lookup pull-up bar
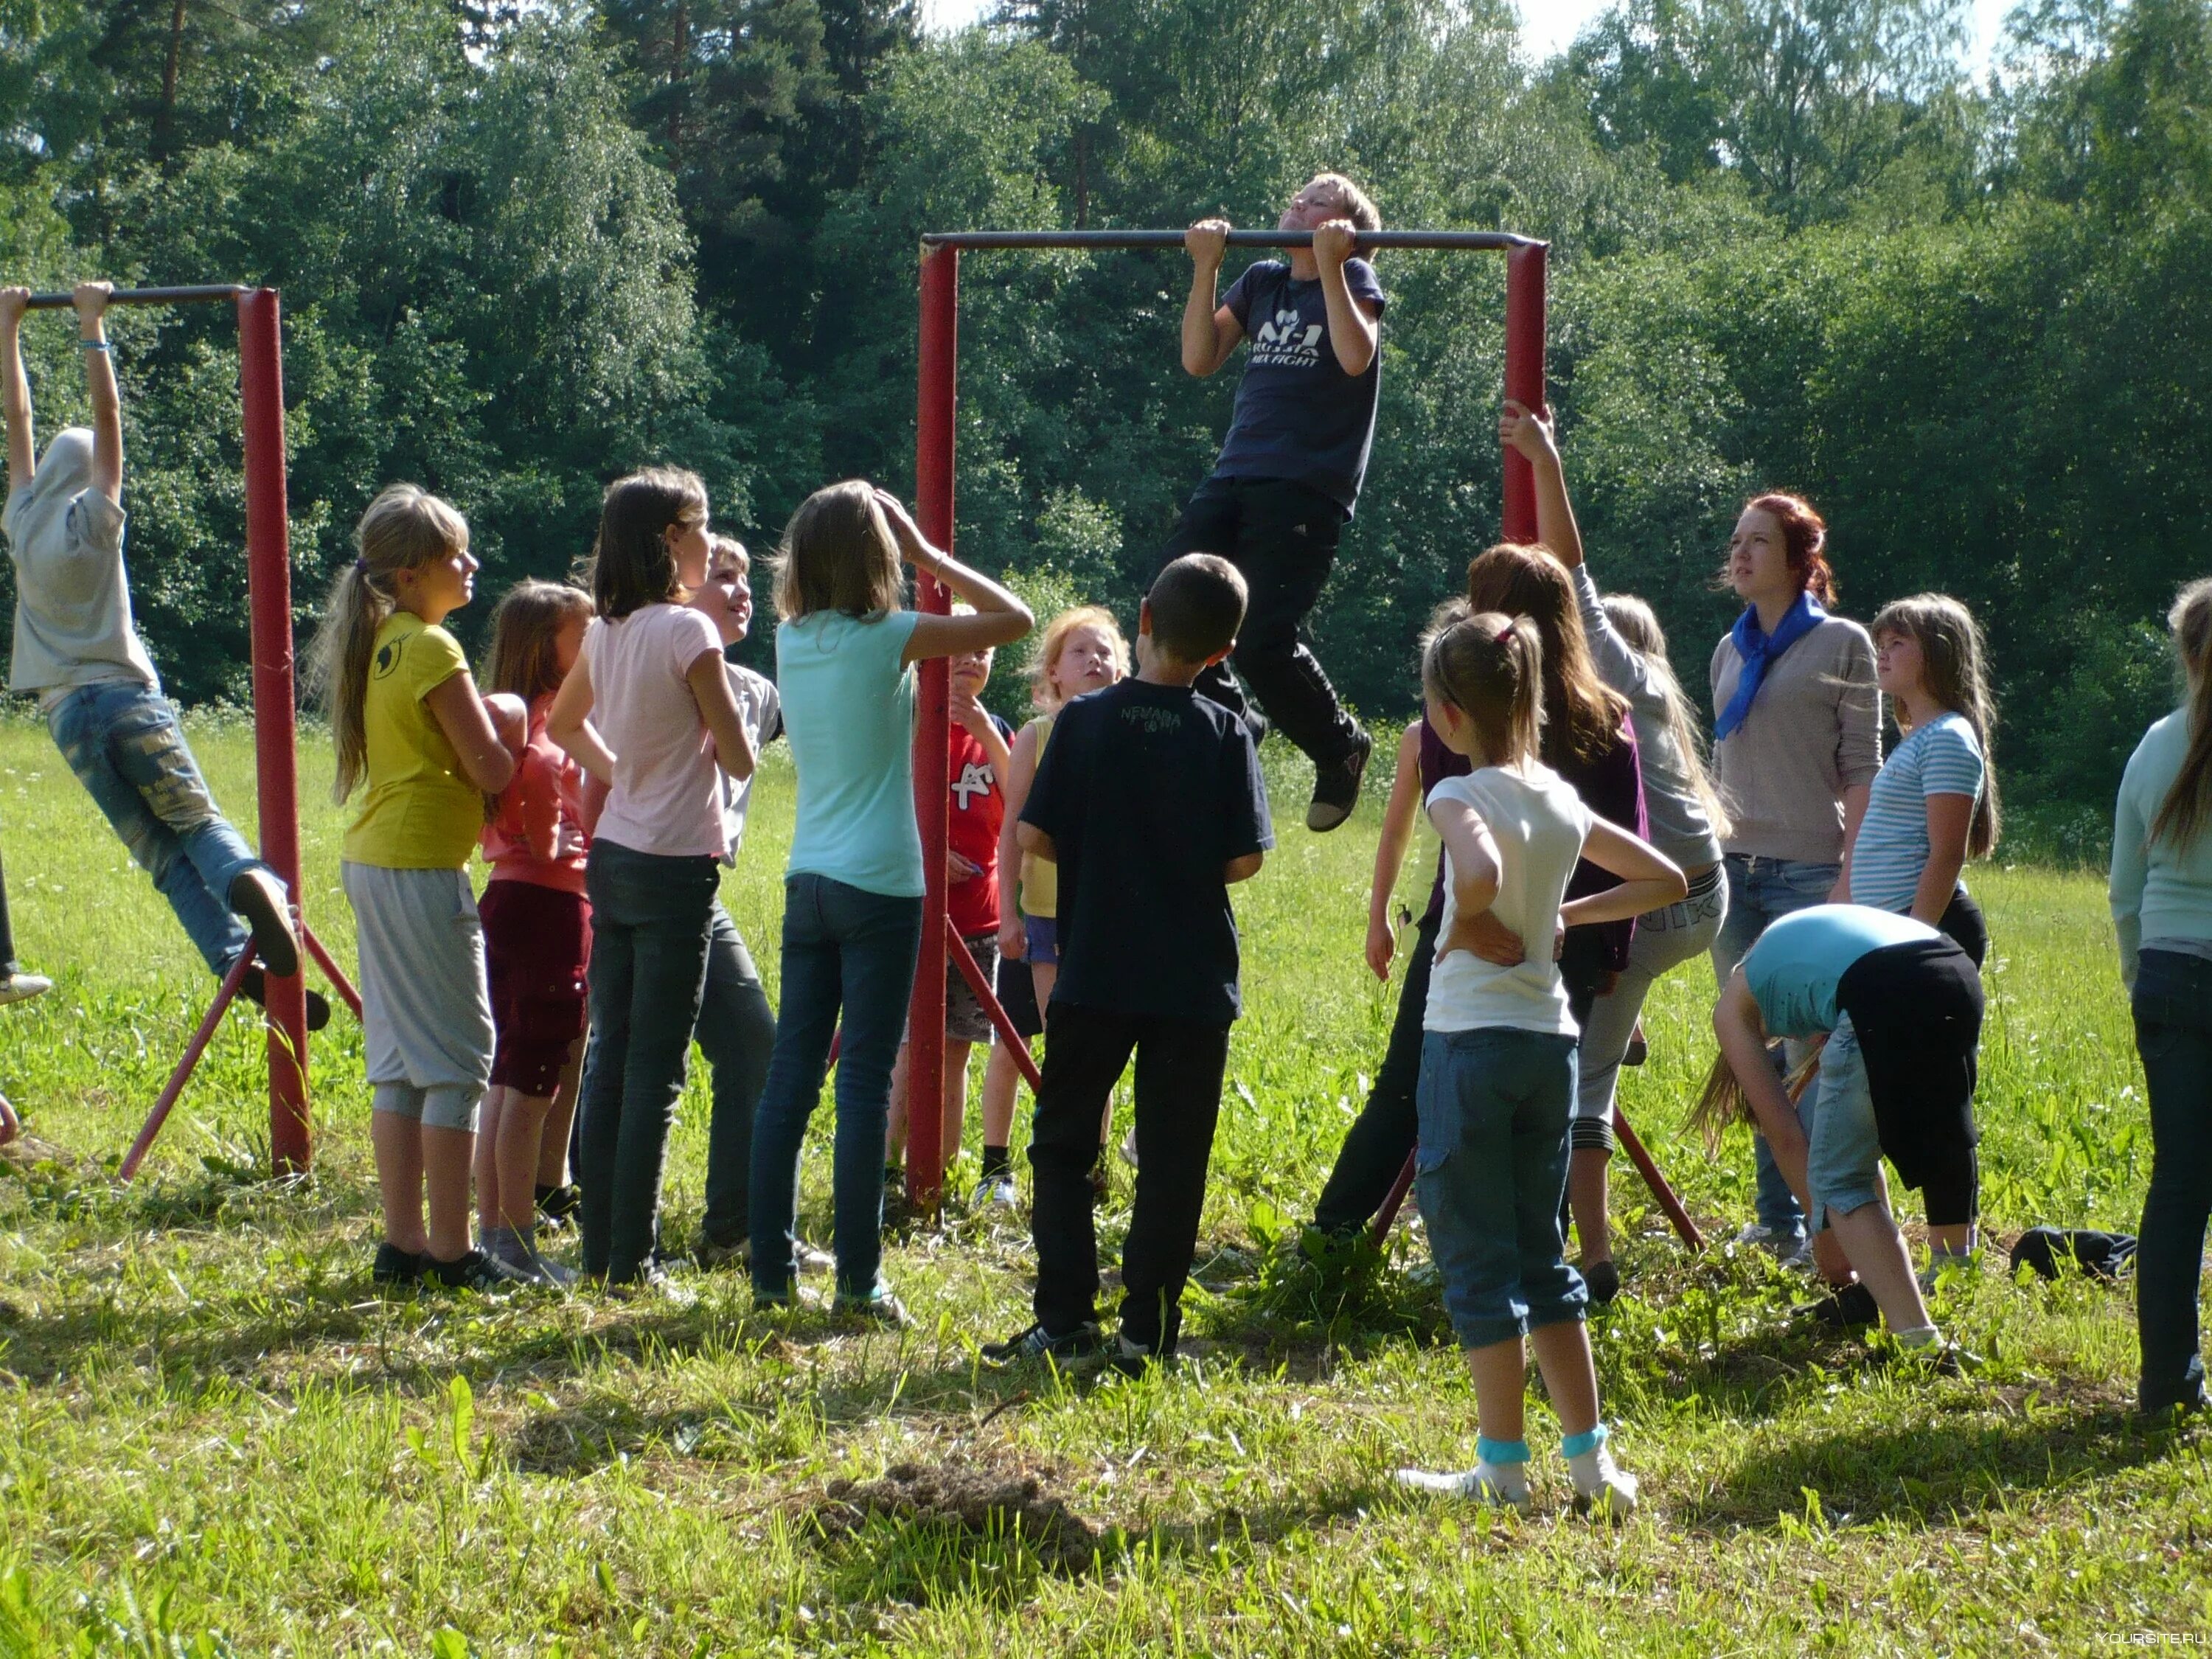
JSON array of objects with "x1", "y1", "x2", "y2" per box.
[
  {"x1": 21, "y1": 285, "x2": 250, "y2": 308},
  {"x1": 900, "y1": 226, "x2": 1549, "y2": 1216}
]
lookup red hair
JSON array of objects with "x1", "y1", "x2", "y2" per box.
[{"x1": 1744, "y1": 493, "x2": 1834, "y2": 605}]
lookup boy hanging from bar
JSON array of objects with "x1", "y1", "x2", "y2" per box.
[
  {"x1": 0, "y1": 282, "x2": 320, "y2": 1026},
  {"x1": 1166, "y1": 172, "x2": 1386, "y2": 834}
]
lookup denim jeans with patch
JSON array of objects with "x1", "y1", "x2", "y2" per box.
[{"x1": 46, "y1": 680, "x2": 260, "y2": 975}]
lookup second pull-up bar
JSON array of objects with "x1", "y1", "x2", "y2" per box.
[{"x1": 922, "y1": 229, "x2": 1541, "y2": 251}]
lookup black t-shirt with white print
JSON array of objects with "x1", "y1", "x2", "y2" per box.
[{"x1": 1214, "y1": 257, "x2": 1388, "y2": 513}]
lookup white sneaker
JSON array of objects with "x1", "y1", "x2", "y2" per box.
[
  {"x1": 795, "y1": 1242, "x2": 837, "y2": 1276},
  {"x1": 1119, "y1": 1127, "x2": 1139, "y2": 1170},
  {"x1": 1392, "y1": 1467, "x2": 1533, "y2": 1515},
  {"x1": 0, "y1": 971, "x2": 52, "y2": 1007},
  {"x1": 970, "y1": 1173, "x2": 1018, "y2": 1209}
]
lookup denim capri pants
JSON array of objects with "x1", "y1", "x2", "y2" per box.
[{"x1": 1803, "y1": 1013, "x2": 1885, "y2": 1234}]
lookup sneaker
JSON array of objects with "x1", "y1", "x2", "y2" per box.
[
  {"x1": 1306, "y1": 729, "x2": 1374, "y2": 833},
  {"x1": 1572, "y1": 1464, "x2": 1641, "y2": 1523},
  {"x1": 1119, "y1": 1126, "x2": 1140, "y2": 1170},
  {"x1": 1623, "y1": 1024, "x2": 1648, "y2": 1067},
  {"x1": 1733, "y1": 1220, "x2": 1806, "y2": 1255},
  {"x1": 970, "y1": 1173, "x2": 1019, "y2": 1209},
  {"x1": 796, "y1": 1242, "x2": 838, "y2": 1276},
  {"x1": 536, "y1": 1183, "x2": 582, "y2": 1228},
  {"x1": 1105, "y1": 1332, "x2": 1170, "y2": 1379},
  {"x1": 981, "y1": 1321, "x2": 1107, "y2": 1367},
  {"x1": 1392, "y1": 1467, "x2": 1534, "y2": 1516},
  {"x1": 835, "y1": 1287, "x2": 917, "y2": 1330},
  {"x1": 695, "y1": 1234, "x2": 749, "y2": 1272},
  {"x1": 0, "y1": 970, "x2": 52, "y2": 1007},
  {"x1": 422, "y1": 1248, "x2": 529, "y2": 1291},
  {"x1": 238, "y1": 965, "x2": 333, "y2": 1034},
  {"x1": 1893, "y1": 1338, "x2": 1976, "y2": 1377},
  {"x1": 372, "y1": 1242, "x2": 425, "y2": 1285},
  {"x1": 227, "y1": 869, "x2": 300, "y2": 979},
  {"x1": 1795, "y1": 1279, "x2": 1880, "y2": 1328},
  {"x1": 1582, "y1": 1259, "x2": 1621, "y2": 1307}
]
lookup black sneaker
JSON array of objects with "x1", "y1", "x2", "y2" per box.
[
  {"x1": 238, "y1": 965, "x2": 333, "y2": 1033},
  {"x1": 372, "y1": 1242, "x2": 424, "y2": 1285},
  {"x1": 422, "y1": 1248, "x2": 529, "y2": 1291},
  {"x1": 835, "y1": 1287, "x2": 917, "y2": 1329},
  {"x1": 1306, "y1": 730, "x2": 1374, "y2": 832},
  {"x1": 536, "y1": 1183, "x2": 581, "y2": 1228},
  {"x1": 981, "y1": 1320, "x2": 1107, "y2": 1367},
  {"x1": 1105, "y1": 1333, "x2": 1172, "y2": 1379},
  {"x1": 695, "y1": 1233, "x2": 748, "y2": 1272},
  {"x1": 1795, "y1": 1279, "x2": 1880, "y2": 1328},
  {"x1": 228, "y1": 869, "x2": 300, "y2": 979},
  {"x1": 1582, "y1": 1259, "x2": 1621, "y2": 1307}
]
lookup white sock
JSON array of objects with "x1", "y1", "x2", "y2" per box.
[
  {"x1": 1474, "y1": 1458, "x2": 1530, "y2": 1502},
  {"x1": 1893, "y1": 1323, "x2": 1941, "y2": 1349}
]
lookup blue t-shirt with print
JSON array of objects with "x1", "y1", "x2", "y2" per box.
[
  {"x1": 1848, "y1": 712, "x2": 1986, "y2": 914},
  {"x1": 1213, "y1": 257, "x2": 1388, "y2": 512}
]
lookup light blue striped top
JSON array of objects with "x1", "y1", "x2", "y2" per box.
[{"x1": 1848, "y1": 712, "x2": 1983, "y2": 914}]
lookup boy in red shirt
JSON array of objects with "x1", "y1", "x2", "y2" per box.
[{"x1": 886, "y1": 639, "x2": 1014, "y2": 1194}]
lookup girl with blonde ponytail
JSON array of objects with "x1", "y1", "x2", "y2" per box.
[
  {"x1": 2112, "y1": 577, "x2": 2212, "y2": 1416},
  {"x1": 316, "y1": 484, "x2": 524, "y2": 1293},
  {"x1": 1391, "y1": 604, "x2": 1684, "y2": 1523}
]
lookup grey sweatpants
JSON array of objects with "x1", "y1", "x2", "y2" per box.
[{"x1": 342, "y1": 861, "x2": 494, "y2": 1131}]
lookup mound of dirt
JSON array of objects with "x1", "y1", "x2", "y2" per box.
[{"x1": 817, "y1": 1459, "x2": 1102, "y2": 1574}]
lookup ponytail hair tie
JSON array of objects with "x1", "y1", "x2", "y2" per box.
[
  {"x1": 354, "y1": 557, "x2": 369, "y2": 576},
  {"x1": 1496, "y1": 623, "x2": 1516, "y2": 644}
]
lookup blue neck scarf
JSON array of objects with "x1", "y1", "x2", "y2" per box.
[{"x1": 1716, "y1": 591, "x2": 1826, "y2": 741}]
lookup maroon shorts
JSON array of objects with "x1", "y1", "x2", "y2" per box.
[{"x1": 481, "y1": 880, "x2": 591, "y2": 1096}]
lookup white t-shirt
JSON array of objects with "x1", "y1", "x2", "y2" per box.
[
  {"x1": 1422, "y1": 762, "x2": 1595, "y2": 1037},
  {"x1": 3, "y1": 428, "x2": 160, "y2": 703},
  {"x1": 582, "y1": 603, "x2": 730, "y2": 859},
  {"x1": 717, "y1": 663, "x2": 782, "y2": 864}
]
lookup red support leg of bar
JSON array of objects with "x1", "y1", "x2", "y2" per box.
[
  {"x1": 299, "y1": 922, "x2": 363, "y2": 1022},
  {"x1": 238, "y1": 289, "x2": 310, "y2": 1176},
  {"x1": 946, "y1": 922, "x2": 1042, "y2": 1093},
  {"x1": 907, "y1": 244, "x2": 959, "y2": 1214},
  {"x1": 1500, "y1": 242, "x2": 1548, "y2": 544},
  {"x1": 121, "y1": 949, "x2": 256, "y2": 1182}
]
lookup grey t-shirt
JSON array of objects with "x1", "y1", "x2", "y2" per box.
[
  {"x1": 3, "y1": 427, "x2": 159, "y2": 703},
  {"x1": 1572, "y1": 566, "x2": 1722, "y2": 872},
  {"x1": 1709, "y1": 612, "x2": 1882, "y2": 865},
  {"x1": 716, "y1": 662, "x2": 782, "y2": 864}
]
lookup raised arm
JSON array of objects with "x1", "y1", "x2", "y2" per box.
[
  {"x1": 1181, "y1": 219, "x2": 1244, "y2": 378},
  {"x1": 425, "y1": 670, "x2": 518, "y2": 794},
  {"x1": 546, "y1": 648, "x2": 617, "y2": 786},
  {"x1": 74, "y1": 283, "x2": 121, "y2": 504},
  {"x1": 1, "y1": 288, "x2": 32, "y2": 493},
  {"x1": 1558, "y1": 817, "x2": 1687, "y2": 928},
  {"x1": 1312, "y1": 223, "x2": 1380, "y2": 378},
  {"x1": 1499, "y1": 398, "x2": 1582, "y2": 569},
  {"x1": 873, "y1": 491, "x2": 1034, "y2": 661}
]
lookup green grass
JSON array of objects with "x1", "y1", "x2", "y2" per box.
[{"x1": 0, "y1": 712, "x2": 2206, "y2": 1657}]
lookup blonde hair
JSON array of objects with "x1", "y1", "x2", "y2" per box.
[
  {"x1": 709, "y1": 532, "x2": 749, "y2": 577},
  {"x1": 1421, "y1": 602, "x2": 1543, "y2": 768},
  {"x1": 1600, "y1": 593, "x2": 1731, "y2": 841},
  {"x1": 773, "y1": 481, "x2": 903, "y2": 622},
  {"x1": 308, "y1": 484, "x2": 470, "y2": 804},
  {"x1": 2152, "y1": 577, "x2": 2212, "y2": 852},
  {"x1": 484, "y1": 579, "x2": 593, "y2": 704},
  {"x1": 1868, "y1": 593, "x2": 2002, "y2": 859},
  {"x1": 1027, "y1": 605, "x2": 1130, "y2": 709}
]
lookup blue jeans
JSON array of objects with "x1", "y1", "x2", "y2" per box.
[
  {"x1": 749, "y1": 874, "x2": 922, "y2": 1301},
  {"x1": 47, "y1": 681, "x2": 260, "y2": 975},
  {"x1": 1414, "y1": 1026, "x2": 1586, "y2": 1349},
  {"x1": 576, "y1": 841, "x2": 721, "y2": 1282},
  {"x1": 1711, "y1": 854, "x2": 1841, "y2": 1236},
  {"x1": 697, "y1": 901, "x2": 778, "y2": 1248},
  {"x1": 2134, "y1": 949, "x2": 2212, "y2": 1414}
]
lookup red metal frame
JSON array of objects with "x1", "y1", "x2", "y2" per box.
[
  {"x1": 22, "y1": 285, "x2": 327, "y2": 1180},
  {"x1": 898, "y1": 228, "x2": 1708, "y2": 1249}
]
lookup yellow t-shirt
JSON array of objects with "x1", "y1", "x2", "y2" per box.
[
  {"x1": 1018, "y1": 713, "x2": 1057, "y2": 919},
  {"x1": 342, "y1": 612, "x2": 483, "y2": 869}
]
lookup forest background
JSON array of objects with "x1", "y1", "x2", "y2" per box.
[{"x1": 0, "y1": 0, "x2": 2204, "y2": 858}]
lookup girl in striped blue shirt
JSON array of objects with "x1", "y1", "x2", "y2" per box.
[{"x1": 1850, "y1": 592, "x2": 2000, "y2": 1280}]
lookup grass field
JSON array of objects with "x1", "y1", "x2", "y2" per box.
[{"x1": 0, "y1": 712, "x2": 2205, "y2": 1657}]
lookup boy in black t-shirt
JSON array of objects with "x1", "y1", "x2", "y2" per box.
[
  {"x1": 983, "y1": 554, "x2": 1273, "y2": 1373},
  {"x1": 1166, "y1": 172, "x2": 1387, "y2": 835}
]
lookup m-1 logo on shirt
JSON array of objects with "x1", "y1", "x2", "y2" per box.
[
  {"x1": 1250, "y1": 306, "x2": 1324, "y2": 369},
  {"x1": 952, "y1": 760, "x2": 996, "y2": 809}
]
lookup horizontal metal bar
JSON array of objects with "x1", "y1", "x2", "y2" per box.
[
  {"x1": 20, "y1": 284, "x2": 251, "y2": 310},
  {"x1": 922, "y1": 229, "x2": 1541, "y2": 252}
]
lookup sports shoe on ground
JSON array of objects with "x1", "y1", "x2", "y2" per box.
[
  {"x1": 981, "y1": 1320, "x2": 1108, "y2": 1367},
  {"x1": 970, "y1": 1173, "x2": 1019, "y2": 1210},
  {"x1": 1105, "y1": 1332, "x2": 1170, "y2": 1379},
  {"x1": 1795, "y1": 1279, "x2": 1880, "y2": 1328},
  {"x1": 0, "y1": 971, "x2": 53, "y2": 1007},
  {"x1": 835, "y1": 1287, "x2": 917, "y2": 1329},
  {"x1": 1391, "y1": 1467, "x2": 1534, "y2": 1516},
  {"x1": 796, "y1": 1242, "x2": 837, "y2": 1276},
  {"x1": 1572, "y1": 1461, "x2": 1640, "y2": 1523},
  {"x1": 422, "y1": 1248, "x2": 529, "y2": 1291},
  {"x1": 536, "y1": 1183, "x2": 582, "y2": 1228},
  {"x1": 227, "y1": 869, "x2": 301, "y2": 979},
  {"x1": 1305, "y1": 729, "x2": 1374, "y2": 833},
  {"x1": 238, "y1": 965, "x2": 333, "y2": 1034},
  {"x1": 1733, "y1": 1220, "x2": 1806, "y2": 1253},
  {"x1": 1582, "y1": 1259, "x2": 1621, "y2": 1307},
  {"x1": 372, "y1": 1242, "x2": 424, "y2": 1285},
  {"x1": 695, "y1": 1234, "x2": 748, "y2": 1271}
]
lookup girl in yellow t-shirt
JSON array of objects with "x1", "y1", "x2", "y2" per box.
[{"x1": 312, "y1": 485, "x2": 526, "y2": 1292}]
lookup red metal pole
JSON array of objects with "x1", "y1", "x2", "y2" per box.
[
  {"x1": 1612, "y1": 1106, "x2": 1705, "y2": 1250},
  {"x1": 299, "y1": 922, "x2": 364, "y2": 1022},
  {"x1": 1500, "y1": 242, "x2": 1548, "y2": 543},
  {"x1": 238, "y1": 288, "x2": 310, "y2": 1175},
  {"x1": 908, "y1": 245, "x2": 959, "y2": 1213},
  {"x1": 121, "y1": 949, "x2": 254, "y2": 1182},
  {"x1": 947, "y1": 921, "x2": 1042, "y2": 1093}
]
